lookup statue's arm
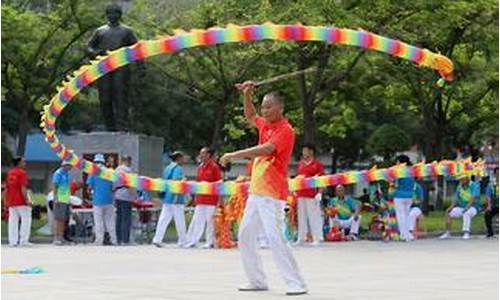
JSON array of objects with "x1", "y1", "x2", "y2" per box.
[{"x1": 86, "y1": 29, "x2": 104, "y2": 57}]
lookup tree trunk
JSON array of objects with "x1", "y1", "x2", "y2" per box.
[
  {"x1": 16, "y1": 108, "x2": 30, "y2": 157},
  {"x1": 210, "y1": 93, "x2": 230, "y2": 150},
  {"x1": 331, "y1": 149, "x2": 337, "y2": 174},
  {"x1": 302, "y1": 96, "x2": 316, "y2": 146}
]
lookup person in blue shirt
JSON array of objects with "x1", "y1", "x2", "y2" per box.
[
  {"x1": 439, "y1": 173, "x2": 480, "y2": 240},
  {"x1": 152, "y1": 151, "x2": 188, "y2": 247},
  {"x1": 408, "y1": 182, "x2": 424, "y2": 239},
  {"x1": 484, "y1": 171, "x2": 498, "y2": 238},
  {"x1": 327, "y1": 185, "x2": 361, "y2": 240},
  {"x1": 393, "y1": 155, "x2": 417, "y2": 242},
  {"x1": 87, "y1": 154, "x2": 117, "y2": 245}
]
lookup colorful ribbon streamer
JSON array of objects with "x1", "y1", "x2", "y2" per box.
[
  {"x1": 2, "y1": 266, "x2": 45, "y2": 274},
  {"x1": 40, "y1": 23, "x2": 457, "y2": 194}
]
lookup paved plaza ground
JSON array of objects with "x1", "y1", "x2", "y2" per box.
[{"x1": 2, "y1": 238, "x2": 498, "y2": 300}]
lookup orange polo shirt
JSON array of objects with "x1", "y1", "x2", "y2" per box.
[{"x1": 249, "y1": 116, "x2": 295, "y2": 201}]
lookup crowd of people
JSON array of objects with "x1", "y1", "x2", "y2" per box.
[
  {"x1": 3, "y1": 82, "x2": 499, "y2": 296},
  {"x1": 3, "y1": 148, "x2": 498, "y2": 248}
]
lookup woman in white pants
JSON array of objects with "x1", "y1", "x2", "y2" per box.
[
  {"x1": 184, "y1": 148, "x2": 221, "y2": 248},
  {"x1": 295, "y1": 144, "x2": 325, "y2": 246},
  {"x1": 5, "y1": 157, "x2": 32, "y2": 247},
  {"x1": 439, "y1": 174, "x2": 480, "y2": 240},
  {"x1": 393, "y1": 155, "x2": 417, "y2": 242},
  {"x1": 153, "y1": 152, "x2": 187, "y2": 247},
  {"x1": 87, "y1": 154, "x2": 117, "y2": 245}
]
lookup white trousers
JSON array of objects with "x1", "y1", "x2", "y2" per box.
[
  {"x1": 448, "y1": 207, "x2": 478, "y2": 232},
  {"x1": 186, "y1": 204, "x2": 216, "y2": 246},
  {"x1": 394, "y1": 198, "x2": 413, "y2": 240},
  {"x1": 329, "y1": 215, "x2": 361, "y2": 235},
  {"x1": 297, "y1": 197, "x2": 323, "y2": 242},
  {"x1": 153, "y1": 203, "x2": 187, "y2": 245},
  {"x1": 8, "y1": 206, "x2": 32, "y2": 246},
  {"x1": 93, "y1": 204, "x2": 117, "y2": 244},
  {"x1": 238, "y1": 194, "x2": 306, "y2": 290},
  {"x1": 257, "y1": 201, "x2": 287, "y2": 246},
  {"x1": 408, "y1": 207, "x2": 423, "y2": 232}
]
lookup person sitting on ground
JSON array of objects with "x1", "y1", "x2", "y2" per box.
[
  {"x1": 359, "y1": 188, "x2": 370, "y2": 205},
  {"x1": 408, "y1": 182, "x2": 424, "y2": 240},
  {"x1": 327, "y1": 185, "x2": 362, "y2": 240},
  {"x1": 439, "y1": 173, "x2": 480, "y2": 240}
]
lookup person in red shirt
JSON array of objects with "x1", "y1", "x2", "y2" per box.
[
  {"x1": 220, "y1": 82, "x2": 307, "y2": 296},
  {"x1": 184, "y1": 147, "x2": 222, "y2": 248},
  {"x1": 294, "y1": 145, "x2": 325, "y2": 246},
  {"x1": 5, "y1": 157, "x2": 32, "y2": 247}
]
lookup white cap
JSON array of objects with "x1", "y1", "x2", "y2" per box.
[{"x1": 94, "y1": 153, "x2": 105, "y2": 163}]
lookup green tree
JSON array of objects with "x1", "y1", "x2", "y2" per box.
[
  {"x1": 1, "y1": 1, "x2": 101, "y2": 155},
  {"x1": 367, "y1": 124, "x2": 410, "y2": 162}
]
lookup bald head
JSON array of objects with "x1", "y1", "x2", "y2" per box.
[
  {"x1": 263, "y1": 91, "x2": 284, "y2": 107},
  {"x1": 261, "y1": 91, "x2": 285, "y2": 123},
  {"x1": 335, "y1": 185, "x2": 345, "y2": 198}
]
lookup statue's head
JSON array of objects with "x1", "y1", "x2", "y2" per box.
[{"x1": 105, "y1": 3, "x2": 122, "y2": 25}]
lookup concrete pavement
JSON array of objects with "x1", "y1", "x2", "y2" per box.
[{"x1": 1, "y1": 238, "x2": 498, "y2": 300}]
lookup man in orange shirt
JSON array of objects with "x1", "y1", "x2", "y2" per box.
[
  {"x1": 185, "y1": 147, "x2": 222, "y2": 248},
  {"x1": 220, "y1": 82, "x2": 307, "y2": 296},
  {"x1": 295, "y1": 145, "x2": 325, "y2": 246},
  {"x1": 6, "y1": 157, "x2": 32, "y2": 247}
]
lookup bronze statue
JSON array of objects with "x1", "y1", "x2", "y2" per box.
[{"x1": 87, "y1": 4, "x2": 138, "y2": 131}]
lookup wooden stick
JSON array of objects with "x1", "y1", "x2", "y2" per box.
[{"x1": 253, "y1": 67, "x2": 317, "y2": 87}]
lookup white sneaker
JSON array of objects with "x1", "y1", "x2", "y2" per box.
[
  {"x1": 152, "y1": 242, "x2": 163, "y2": 248},
  {"x1": 348, "y1": 234, "x2": 359, "y2": 241},
  {"x1": 183, "y1": 243, "x2": 195, "y2": 248},
  {"x1": 19, "y1": 242, "x2": 34, "y2": 247},
  {"x1": 202, "y1": 243, "x2": 213, "y2": 249},
  {"x1": 53, "y1": 240, "x2": 64, "y2": 246},
  {"x1": 238, "y1": 284, "x2": 269, "y2": 291},
  {"x1": 462, "y1": 232, "x2": 471, "y2": 240},
  {"x1": 259, "y1": 243, "x2": 269, "y2": 249},
  {"x1": 439, "y1": 232, "x2": 450, "y2": 240},
  {"x1": 293, "y1": 240, "x2": 304, "y2": 246},
  {"x1": 286, "y1": 287, "x2": 308, "y2": 296},
  {"x1": 311, "y1": 240, "x2": 321, "y2": 246}
]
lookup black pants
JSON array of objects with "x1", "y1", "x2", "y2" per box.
[
  {"x1": 484, "y1": 206, "x2": 499, "y2": 236},
  {"x1": 115, "y1": 200, "x2": 133, "y2": 243}
]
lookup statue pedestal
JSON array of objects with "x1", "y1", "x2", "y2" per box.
[{"x1": 61, "y1": 131, "x2": 164, "y2": 178}]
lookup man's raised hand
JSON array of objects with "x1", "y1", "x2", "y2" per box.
[{"x1": 235, "y1": 80, "x2": 255, "y2": 94}]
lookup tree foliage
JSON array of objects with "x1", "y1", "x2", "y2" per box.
[{"x1": 2, "y1": 0, "x2": 498, "y2": 164}]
